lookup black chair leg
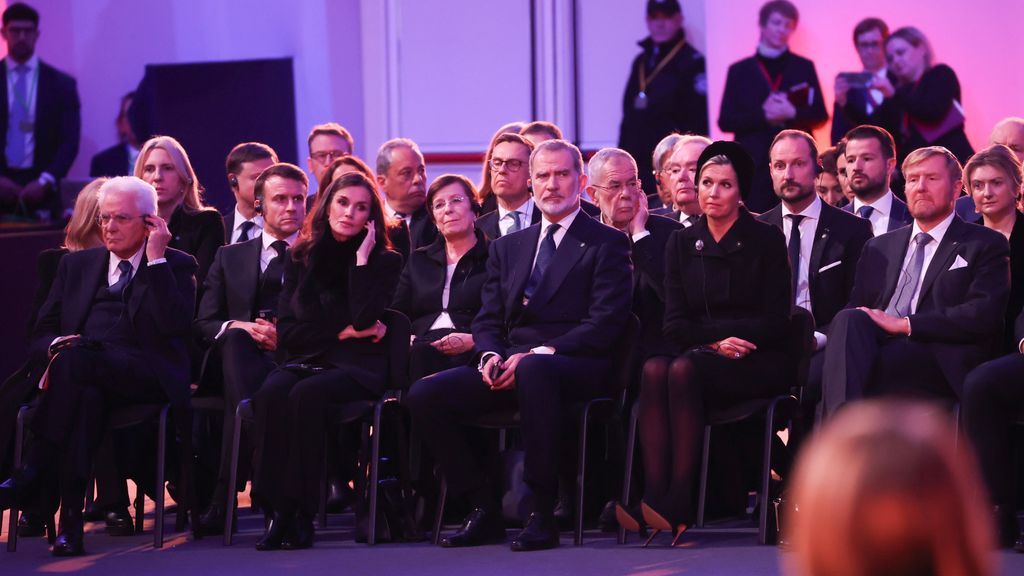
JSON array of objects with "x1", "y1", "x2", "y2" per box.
[
  {"x1": 154, "y1": 405, "x2": 168, "y2": 549},
  {"x1": 134, "y1": 492, "x2": 144, "y2": 534},
  {"x1": 432, "y1": 476, "x2": 447, "y2": 546},
  {"x1": 224, "y1": 401, "x2": 246, "y2": 546},
  {"x1": 318, "y1": 450, "x2": 328, "y2": 529},
  {"x1": 617, "y1": 402, "x2": 639, "y2": 545},
  {"x1": 367, "y1": 402, "x2": 384, "y2": 545},
  {"x1": 759, "y1": 403, "x2": 776, "y2": 545},
  {"x1": 6, "y1": 406, "x2": 28, "y2": 552},
  {"x1": 696, "y1": 424, "x2": 712, "y2": 528},
  {"x1": 574, "y1": 407, "x2": 590, "y2": 546}
]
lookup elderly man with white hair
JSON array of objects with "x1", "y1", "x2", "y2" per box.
[{"x1": 0, "y1": 176, "x2": 197, "y2": 557}]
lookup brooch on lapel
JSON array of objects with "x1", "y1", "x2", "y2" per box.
[
  {"x1": 695, "y1": 239, "x2": 704, "y2": 251},
  {"x1": 820, "y1": 228, "x2": 829, "y2": 241}
]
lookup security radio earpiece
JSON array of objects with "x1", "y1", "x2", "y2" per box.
[
  {"x1": 230, "y1": 176, "x2": 239, "y2": 189},
  {"x1": 253, "y1": 199, "x2": 263, "y2": 215}
]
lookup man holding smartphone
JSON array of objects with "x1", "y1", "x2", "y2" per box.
[
  {"x1": 831, "y1": 18, "x2": 901, "y2": 144},
  {"x1": 193, "y1": 162, "x2": 307, "y2": 534}
]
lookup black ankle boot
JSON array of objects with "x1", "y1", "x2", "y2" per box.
[{"x1": 255, "y1": 510, "x2": 291, "y2": 551}]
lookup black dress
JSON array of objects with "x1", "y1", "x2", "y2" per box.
[
  {"x1": 894, "y1": 64, "x2": 974, "y2": 165},
  {"x1": 250, "y1": 233, "x2": 402, "y2": 516},
  {"x1": 167, "y1": 204, "x2": 225, "y2": 296}
]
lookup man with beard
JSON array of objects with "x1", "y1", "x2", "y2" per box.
[
  {"x1": 757, "y1": 130, "x2": 871, "y2": 422},
  {"x1": 842, "y1": 125, "x2": 912, "y2": 235}
]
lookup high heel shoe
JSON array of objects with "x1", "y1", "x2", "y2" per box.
[
  {"x1": 614, "y1": 502, "x2": 646, "y2": 533},
  {"x1": 640, "y1": 501, "x2": 688, "y2": 547}
]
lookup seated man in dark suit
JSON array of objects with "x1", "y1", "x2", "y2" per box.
[
  {"x1": 222, "y1": 142, "x2": 278, "y2": 244},
  {"x1": 405, "y1": 139, "x2": 633, "y2": 551},
  {"x1": 841, "y1": 125, "x2": 913, "y2": 235},
  {"x1": 193, "y1": 162, "x2": 306, "y2": 534},
  {"x1": 0, "y1": 176, "x2": 197, "y2": 556},
  {"x1": 757, "y1": 130, "x2": 872, "y2": 423},
  {"x1": 475, "y1": 132, "x2": 541, "y2": 240},
  {"x1": 822, "y1": 146, "x2": 1010, "y2": 418},
  {"x1": 376, "y1": 138, "x2": 437, "y2": 260},
  {"x1": 89, "y1": 92, "x2": 139, "y2": 178}
]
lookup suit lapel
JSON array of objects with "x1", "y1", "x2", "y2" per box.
[
  {"x1": 917, "y1": 219, "x2": 962, "y2": 304},
  {"x1": 530, "y1": 204, "x2": 542, "y2": 225},
  {"x1": 240, "y1": 238, "x2": 262, "y2": 314},
  {"x1": 880, "y1": 227, "x2": 913, "y2": 306},
  {"x1": 808, "y1": 207, "x2": 834, "y2": 288},
  {"x1": 505, "y1": 226, "x2": 539, "y2": 314},
  {"x1": 128, "y1": 253, "x2": 151, "y2": 320},
  {"x1": 526, "y1": 219, "x2": 588, "y2": 310},
  {"x1": 69, "y1": 250, "x2": 109, "y2": 332}
]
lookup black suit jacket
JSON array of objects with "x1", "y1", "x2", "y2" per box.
[
  {"x1": 842, "y1": 194, "x2": 913, "y2": 233},
  {"x1": 168, "y1": 205, "x2": 226, "y2": 295},
  {"x1": 277, "y1": 244, "x2": 403, "y2": 395},
  {"x1": 89, "y1": 142, "x2": 131, "y2": 178},
  {"x1": 758, "y1": 201, "x2": 873, "y2": 331},
  {"x1": 194, "y1": 236, "x2": 265, "y2": 343},
  {"x1": 0, "y1": 58, "x2": 80, "y2": 179},
  {"x1": 31, "y1": 246, "x2": 198, "y2": 406},
  {"x1": 392, "y1": 206, "x2": 439, "y2": 262},
  {"x1": 222, "y1": 209, "x2": 237, "y2": 244},
  {"x1": 633, "y1": 214, "x2": 683, "y2": 356},
  {"x1": 663, "y1": 209, "x2": 792, "y2": 352},
  {"x1": 472, "y1": 210, "x2": 633, "y2": 357},
  {"x1": 475, "y1": 203, "x2": 543, "y2": 241},
  {"x1": 391, "y1": 229, "x2": 489, "y2": 338},
  {"x1": 848, "y1": 216, "x2": 1010, "y2": 394}
]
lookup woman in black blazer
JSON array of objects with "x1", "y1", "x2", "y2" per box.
[
  {"x1": 135, "y1": 135, "x2": 224, "y2": 291},
  {"x1": 618, "y1": 141, "x2": 792, "y2": 544},
  {"x1": 249, "y1": 172, "x2": 403, "y2": 551},
  {"x1": 392, "y1": 174, "x2": 488, "y2": 382}
]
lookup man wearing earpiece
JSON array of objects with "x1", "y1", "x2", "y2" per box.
[
  {"x1": 224, "y1": 142, "x2": 278, "y2": 244},
  {"x1": 193, "y1": 162, "x2": 307, "y2": 535},
  {"x1": 757, "y1": 129, "x2": 872, "y2": 426},
  {"x1": 0, "y1": 176, "x2": 197, "y2": 556}
]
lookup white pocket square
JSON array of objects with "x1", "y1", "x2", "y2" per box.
[
  {"x1": 818, "y1": 260, "x2": 842, "y2": 273},
  {"x1": 949, "y1": 255, "x2": 968, "y2": 271}
]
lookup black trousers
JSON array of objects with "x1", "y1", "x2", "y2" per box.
[
  {"x1": 822, "y1": 308, "x2": 952, "y2": 418},
  {"x1": 405, "y1": 354, "x2": 611, "y2": 515},
  {"x1": 963, "y1": 353, "x2": 1024, "y2": 514},
  {"x1": 27, "y1": 345, "x2": 166, "y2": 510},
  {"x1": 408, "y1": 330, "x2": 474, "y2": 383},
  {"x1": 250, "y1": 366, "x2": 376, "y2": 515}
]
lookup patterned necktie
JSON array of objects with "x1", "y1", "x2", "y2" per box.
[
  {"x1": 886, "y1": 232, "x2": 934, "y2": 317},
  {"x1": 5, "y1": 65, "x2": 29, "y2": 167},
  {"x1": 108, "y1": 260, "x2": 133, "y2": 297},
  {"x1": 508, "y1": 211, "x2": 523, "y2": 235},
  {"x1": 237, "y1": 220, "x2": 256, "y2": 243},
  {"x1": 524, "y1": 224, "x2": 560, "y2": 301},
  {"x1": 857, "y1": 205, "x2": 874, "y2": 220},
  {"x1": 787, "y1": 214, "x2": 805, "y2": 302}
]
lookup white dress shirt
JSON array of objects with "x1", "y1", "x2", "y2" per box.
[
  {"x1": 498, "y1": 196, "x2": 534, "y2": 237},
  {"x1": 904, "y1": 210, "x2": 956, "y2": 314},
  {"x1": 384, "y1": 201, "x2": 413, "y2": 228},
  {"x1": 217, "y1": 231, "x2": 297, "y2": 338},
  {"x1": 782, "y1": 195, "x2": 827, "y2": 349},
  {"x1": 852, "y1": 190, "x2": 895, "y2": 237},
  {"x1": 231, "y1": 205, "x2": 263, "y2": 244},
  {"x1": 865, "y1": 67, "x2": 888, "y2": 115},
  {"x1": 428, "y1": 263, "x2": 458, "y2": 331}
]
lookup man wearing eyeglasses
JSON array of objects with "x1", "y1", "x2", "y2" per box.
[
  {"x1": 476, "y1": 133, "x2": 542, "y2": 240},
  {"x1": 306, "y1": 122, "x2": 353, "y2": 188},
  {"x1": 0, "y1": 2, "x2": 81, "y2": 222},
  {"x1": 830, "y1": 18, "x2": 900, "y2": 145},
  {"x1": 0, "y1": 176, "x2": 197, "y2": 556}
]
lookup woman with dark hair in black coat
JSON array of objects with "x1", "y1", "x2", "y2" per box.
[
  {"x1": 392, "y1": 174, "x2": 489, "y2": 382},
  {"x1": 617, "y1": 141, "x2": 792, "y2": 545},
  {"x1": 249, "y1": 172, "x2": 403, "y2": 551}
]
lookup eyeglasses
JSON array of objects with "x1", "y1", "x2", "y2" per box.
[
  {"x1": 311, "y1": 150, "x2": 349, "y2": 165},
  {"x1": 431, "y1": 195, "x2": 469, "y2": 213},
  {"x1": 96, "y1": 213, "x2": 145, "y2": 227},
  {"x1": 590, "y1": 179, "x2": 640, "y2": 195},
  {"x1": 490, "y1": 158, "x2": 525, "y2": 173}
]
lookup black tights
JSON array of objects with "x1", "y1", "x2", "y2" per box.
[{"x1": 638, "y1": 355, "x2": 702, "y2": 523}]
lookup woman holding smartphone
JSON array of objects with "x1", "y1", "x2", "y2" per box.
[{"x1": 249, "y1": 172, "x2": 403, "y2": 551}]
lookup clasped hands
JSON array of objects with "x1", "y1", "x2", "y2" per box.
[
  {"x1": 762, "y1": 92, "x2": 797, "y2": 124},
  {"x1": 709, "y1": 337, "x2": 757, "y2": 360},
  {"x1": 231, "y1": 319, "x2": 279, "y2": 351},
  {"x1": 481, "y1": 352, "x2": 533, "y2": 391}
]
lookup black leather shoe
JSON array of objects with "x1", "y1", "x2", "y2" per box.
[
  {"x1": 255, "y1": 512, "x2": 290, "y2": 551},
  {"x1": 104, "y1": 508, "x2": 135, "y2": 536},
  {"x1": 599, "y1": 499, "x2": 620, "y2": 532},
  {"x1": 197, "y1": 500, "x2": 237, "y2": 536},
  {"x1": 439, "y1": 507, "x2": 506, "y2": 547},
  {"x1": 82, "y1": 502, "x2": 104, "y2": 522},
  {"x1": 52, "y1": 510, "x2": 85, "y2": 557},
  {"x1": 325, "y1": 479, "x2": 354, "y2": 514},
  {"x1": 17, "y1": 511, "x2": 47, "y2": 537},
  {"x1": 553, "y1": 497, "x2": 572, "y2": 531},
  {"x1": 282, "y1": 512, "x2": 314, "y2": 550},
  {"x1": 510, "y1": 513, "x2": 559, "y2": 551}
]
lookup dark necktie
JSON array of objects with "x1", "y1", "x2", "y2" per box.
[
  {"x1": 508, "y1": 211, "x2": 523, "y2": 235},
  {"x1": 108, "y1": 260, "x2": 133, "y2": 297},
  {"x1": 787, "y1": 214, "x2": 805, "y2": 301},
  {"x1": 237, "y1": 220, "x2": 256, "y2": 243},
  {"x1": 684, "y1": 215, "x2": 698, "y2": 227},
  {"x1": 857, "y1": 205, "x2": 874, "y2": 220},
  {"x1": 262, "y1": 240, "x2": 288, "y2": 285},
  {"x1": 886, "y1": 232, "x2": 934, "y2": 317},
  {"x1": 524, "y1": 224, "x2": 560, "y2": 301}
]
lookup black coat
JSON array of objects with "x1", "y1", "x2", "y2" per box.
[
  {"x1": 391, "y1": 229, "x2": 490, "y2": 338},
  {"x1": 391, "y1": 205, "x2": 439, "y2": 262},
  {"x1": 894, "y1": 64, "x2": 974, "y2": 165},
  {"x1": 89, "y1": 142, "x2": 132, "y2": 178},
  {"x1": 277, "y1": 239, "x2": 403, "y2": 395},
  {"x1": 849, "y1": 216, "x2": 1010, "y2": 394},
  {"x1": 632, "y1": 214, "x2": 683, "y2": 357},
  {"x1": 473, "y1": 211, "x2": 633, "y2": 357},
  {"x1": 194, "y1": 236, "x2": 267, "y2": 344},
  {"x1": 167, "y1": 205, "x2": 225, "y2": 296},
  {"x1": 830, "y1": 70, "x2": 902, "y2": 145},
  {"x1": 618, "y1": 31, "x2": 709, "y2": 197},
  {"x1": 475, "y1": 203, "x2": 542, "y2": 241},
  {"x1": 757, "y1": 201, "x2": 873, "y2": 331},
  {"x1": 970, "y1": 211, "x2": 1024, "y2": 354},
  {"x1": 718, "y1": 50, "x2": 828, "y2": 213},
  {"x1": 663, "y1": 210, "x2": 792, "y2": 352}
]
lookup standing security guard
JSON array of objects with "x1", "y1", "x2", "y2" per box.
[{"x1": 618, "y1": 0, "x2": 708, "y2": 209}]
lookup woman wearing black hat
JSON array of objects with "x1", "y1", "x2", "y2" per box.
[{"x1": 617, "y1": 141, "x2": 792, "y2": 545}]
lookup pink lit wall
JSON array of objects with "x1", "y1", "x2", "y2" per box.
[{"x1": 704, "y1": 0, "x2": 1024, "y2": 149}]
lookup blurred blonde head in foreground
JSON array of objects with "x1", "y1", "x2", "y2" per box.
[{"x1": 786, "y1": 400, "x2": 995, "y2": 576}]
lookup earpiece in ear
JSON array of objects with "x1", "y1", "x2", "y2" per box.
[
  {"x1": 230, "y1": 176, "x2": 239, "y2": 189},
  {"x1": 253, "y1": 200, "x2": 263, "y2": 215}
]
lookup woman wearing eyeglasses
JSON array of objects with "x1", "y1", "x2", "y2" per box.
[{"x1": 392, "y1": 174, "x2": 489, "y2": 382}]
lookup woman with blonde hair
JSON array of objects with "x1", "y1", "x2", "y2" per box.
[
  {"x1": 786, "y1": 400, "x2": 995, "y2": 576},
  {"x1": 134, "y1": 135, "x2": 224, "y2": 288}
]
